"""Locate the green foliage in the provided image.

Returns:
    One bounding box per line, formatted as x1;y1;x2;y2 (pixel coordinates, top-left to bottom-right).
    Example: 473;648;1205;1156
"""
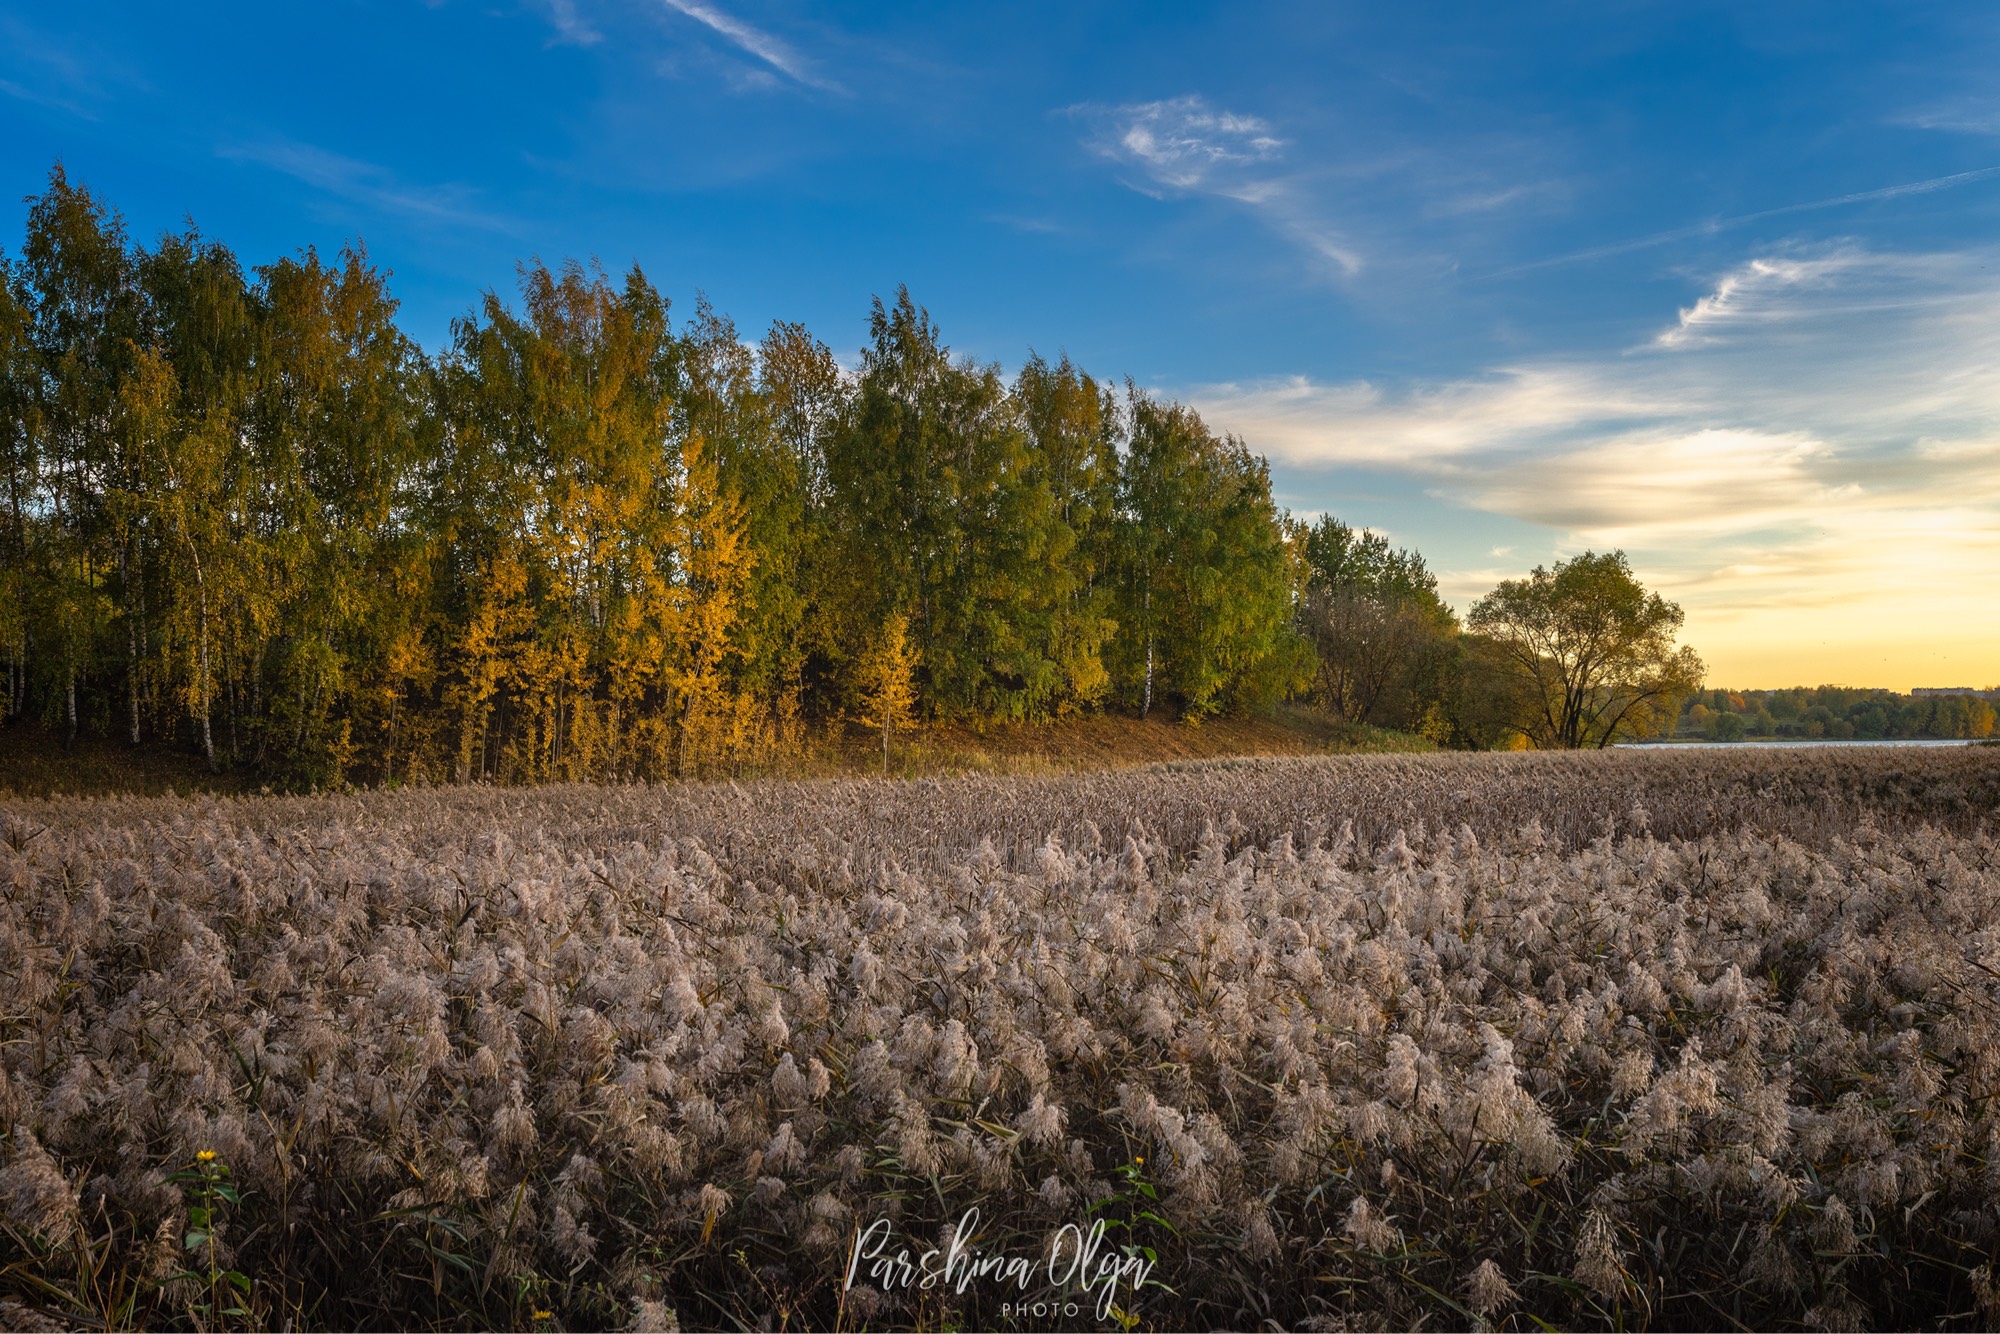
0;166;1321;785
1;165;1728;785
1013;352;1120;711
1111;389;1309;720
17;164;143;746
1468;550;1705;749
167;1152;255;1328
828;289;1079;721
1296;516;1458;729
1436;632;1539;751
1677;684;1997;741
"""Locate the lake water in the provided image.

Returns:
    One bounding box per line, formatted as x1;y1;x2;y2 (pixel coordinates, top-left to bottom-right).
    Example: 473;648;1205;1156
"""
1620;738;1980;750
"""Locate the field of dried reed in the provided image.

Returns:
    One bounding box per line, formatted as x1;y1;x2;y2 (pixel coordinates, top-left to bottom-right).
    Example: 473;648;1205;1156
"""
3;748;1999;1331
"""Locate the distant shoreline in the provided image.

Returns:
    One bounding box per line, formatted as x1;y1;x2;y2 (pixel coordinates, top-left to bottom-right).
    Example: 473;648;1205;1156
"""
1624;737;1979;749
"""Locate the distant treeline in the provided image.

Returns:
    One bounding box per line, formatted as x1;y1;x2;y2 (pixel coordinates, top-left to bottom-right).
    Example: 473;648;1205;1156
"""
1680;686;1998;742
0;166;1696;786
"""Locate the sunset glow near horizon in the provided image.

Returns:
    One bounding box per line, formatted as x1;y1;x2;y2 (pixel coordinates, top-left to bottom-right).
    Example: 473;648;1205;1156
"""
3;2;1996;691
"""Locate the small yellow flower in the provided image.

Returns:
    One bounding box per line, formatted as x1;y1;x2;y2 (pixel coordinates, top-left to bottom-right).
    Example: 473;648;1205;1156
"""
532;1311;554;1322
196;1150;217;1163
1134;1155;1144;1164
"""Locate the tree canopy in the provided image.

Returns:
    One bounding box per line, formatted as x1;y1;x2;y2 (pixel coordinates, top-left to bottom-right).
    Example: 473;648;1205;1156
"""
0;166;1746;781
1468;550;1704;749
0;170;1318;783
1295;516;1457;731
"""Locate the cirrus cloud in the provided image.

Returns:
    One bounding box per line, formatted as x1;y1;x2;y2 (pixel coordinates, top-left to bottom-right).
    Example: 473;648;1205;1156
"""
1187;244;2000;684
1081;94;1284;193
1072;94;1362;277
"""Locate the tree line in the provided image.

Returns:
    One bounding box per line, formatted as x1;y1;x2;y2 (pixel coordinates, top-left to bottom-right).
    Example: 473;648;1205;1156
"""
1681;686;1997;742
0;166;1703;786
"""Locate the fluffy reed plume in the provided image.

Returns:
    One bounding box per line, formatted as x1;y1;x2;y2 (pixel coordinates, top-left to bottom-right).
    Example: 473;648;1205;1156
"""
0;747;1996;1329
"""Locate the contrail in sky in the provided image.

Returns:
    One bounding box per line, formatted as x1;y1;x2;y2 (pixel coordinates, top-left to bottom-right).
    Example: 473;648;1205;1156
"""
659;0;843;93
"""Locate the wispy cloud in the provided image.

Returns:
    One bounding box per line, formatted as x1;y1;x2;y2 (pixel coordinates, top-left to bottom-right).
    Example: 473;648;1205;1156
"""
533;0;601;46
0;75;93;118
1073;94;1362;277
0;15;142;119
1895;99;2000;137
657;0;842;93
987;214;1066;235
218;139;518;233
1200;246;2000;481
1087;95;1283;192
1188;246;2000;679
1486;167;2000;278
1651;254;1862;348
1460;427;1842;543
1423;183;1541;219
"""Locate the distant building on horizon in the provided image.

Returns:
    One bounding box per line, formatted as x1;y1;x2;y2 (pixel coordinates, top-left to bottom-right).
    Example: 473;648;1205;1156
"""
1911;686;1998;698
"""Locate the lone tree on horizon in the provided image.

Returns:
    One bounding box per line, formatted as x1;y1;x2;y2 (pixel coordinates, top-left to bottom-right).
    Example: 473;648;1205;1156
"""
1469;550;1704;749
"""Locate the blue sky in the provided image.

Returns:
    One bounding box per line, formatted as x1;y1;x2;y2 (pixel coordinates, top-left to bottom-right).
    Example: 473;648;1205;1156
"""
5;0;1999;687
